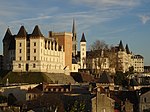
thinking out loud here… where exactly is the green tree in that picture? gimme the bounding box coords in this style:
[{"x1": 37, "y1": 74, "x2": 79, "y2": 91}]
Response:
[
  {"x1": 8, "y1": 93, "x2": 17, "y2": 106},
  {"x1": 114, "y1": 71, "x2": 129, "y2": 87},
  {"x1": 143, "y1": 108, "x2": 150, "y2": 112},
  {"x1": 129, "y1": 66, "x2": 134, "y2": 74},
  {"x1": 0, "y1": 95, "x2": 7, "y2": 103},
  {"x1": 68, "y1": 100, "x2": 86, "y2": 112}
]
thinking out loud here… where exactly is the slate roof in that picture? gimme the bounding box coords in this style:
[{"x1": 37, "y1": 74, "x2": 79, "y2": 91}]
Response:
[
  {"x1": 125, "y1": 44, "x2": 130, "y2": 54},
  {"x1": 118, "y1": 40, "x2": 124, "y2": 51},
  {"x1": 131, "y1": 55, "x2": 144, "y2": 59},
  {"x1": 27, "y1": 87, "x2": 43, "y2": 94},
  {"x1": 16, "y1": 26, "x2": 27, "y2": 37},
  {"x1": 71, "y1": 85, "x2": 90, "y2": 94},
  {"x1": 27, "y1": 83, "x2": 44, "y2": 93},
  {"x1": 3, "y1": 28, "x2": 12, "y2": 41},
  {"x1": 31, "y1": 25, "x2": 44, "y2": 37},
  {"x1": 97, "y1": 71, "x2": 113, "y2": 83},
  {"x1": 80, "y1": 33, "x2": 86, "y2": 42},
  {"x1": 8, "y1": 35, "x2": 16, "y2": 50},
  {"x1": 72, "y1": 57, "x2": 78, "y2": 64}
]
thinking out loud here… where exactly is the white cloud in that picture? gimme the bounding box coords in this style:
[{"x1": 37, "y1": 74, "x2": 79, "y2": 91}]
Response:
[
  {"x1": 139, "y1": 15, "x2": 150, "y2": 24},
  {"x1": 10, "y1": 16, "x2": 53, "y2": 24},
  {"x1": 0, "y1": 0, "x2": 144, "y2": 39},
  {"x1": 70, "y1": 0, "x2": 140, "y2": 8}
]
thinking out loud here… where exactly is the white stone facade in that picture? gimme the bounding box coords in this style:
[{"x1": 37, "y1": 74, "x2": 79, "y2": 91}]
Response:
[
  {"x1": 117, "y1": 50, "x2": 132, "y2": 73},
  {"x1": 86, "y1": 41, "x2": 144, "y2": 73},
  {"x1": 80, "y1": 33, "x2": 86, "y2": 69},
  {"x1": 80, "y1": 42, "x2": 86, "y2": 69},
  {"x1": 91, "y1": 57, "x2": 110, "y2": 71},
  {"x1": 13, "y1": 26, "x2": 65, "y2": 73},
  {"x1": 71, "y1": 63, "x2": 79, "y2": 72},
  {"x1": 131, "y1": 55, "x2": 144, "y2": 73}
]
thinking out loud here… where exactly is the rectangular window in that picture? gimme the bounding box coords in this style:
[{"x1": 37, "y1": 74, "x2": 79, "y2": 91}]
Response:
[
  {"x1": 19, "y1": 57, "x2": 22, "y2": 61},
  {"x1": 18, "y1": 64, "x2": 21, "y2": 68},
  {"x1": 27, "y1": 42, "x2": 30, "y2": 47},
  {"x1": 19, "y1": 43, "x2": 22, "y2": 47},
  {"x1": 34, "y1": 42, "x2": 36, "y2": 46},
  {"x1": 144, "y1": 98, "x2": 146, "y2": 103},
  {"x1": 19, "y1": 49, "x2": 22, "y2": 53},
  {"x1": 27, "y1": 49, "x2": 30, "y2": 53},
  {"x1": 27, "y1": 56, "x2": 30, "y2": 60},
  {"x1": 81, "y1": 44, "x2": 85, "y2": 46},
  {"x1": 33, "y1": 64, "x2": 36, "y2": 68},
  {"x1": 34, "y1": 56, "x2": 36, "y2": 60},
  {"x1": 34, "y1": 49, "x2": 36, "y2": 53}
]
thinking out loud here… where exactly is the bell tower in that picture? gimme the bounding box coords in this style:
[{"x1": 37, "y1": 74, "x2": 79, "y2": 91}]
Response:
[{"x1": 80, "y1": 33, "x2": 86, "y2": 69}]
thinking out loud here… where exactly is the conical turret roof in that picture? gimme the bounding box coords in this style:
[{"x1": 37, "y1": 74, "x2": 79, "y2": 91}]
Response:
[
  {"x1": 31, "y1": 25, "x2": 44, "y2": 37},
  {"x1": 16, "y1": 26, "x2": 27, "y2": 38},
  {"x1": 118, "y1": 40, "x2": 124, "y2": 51},
  {"x1": 80, "y1": 33, "x2": 86, "y2": 42},
  {"x1": 3, "y1": 28, "x2": 12, "y2": 41},
  {"x1": 125, "y1": 44, "x2": 130, "y2": 54}
]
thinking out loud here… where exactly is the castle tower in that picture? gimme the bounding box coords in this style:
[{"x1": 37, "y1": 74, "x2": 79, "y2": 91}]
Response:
[
  {"x1": 72, "y1": 19, "x2": 77, "y2": 56},
  {"x1": 15, "y1": 26, "x2": 27, "y2": 71},
  {"x1": 3, "y1": 28, "x2": 13, "y2": 70},
  {"x1": 50, "y1": 32, "x2": 72, "y2": 71},
  {"x1": 13, "y1": 25, "x2": 65, "y2": 73},
  {"x1": 80, "y1": 33, "x2": 86, "y2": 69}
]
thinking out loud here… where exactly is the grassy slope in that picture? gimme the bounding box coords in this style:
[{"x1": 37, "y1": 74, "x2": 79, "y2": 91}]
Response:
[{"x1": 1, "y1": 72, "x2": 53, "y2": 84}]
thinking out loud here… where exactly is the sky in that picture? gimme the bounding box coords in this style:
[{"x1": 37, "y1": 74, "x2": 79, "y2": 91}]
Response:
[{"x1": 0, "y1": 0, "x2": 150, "y2": 65}]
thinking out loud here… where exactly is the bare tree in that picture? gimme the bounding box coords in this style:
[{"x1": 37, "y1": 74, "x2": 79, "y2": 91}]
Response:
[
  {"x1": 89, "y1": 40, "x2": 108, "y2": 51},
  {"x1": 87, "y1": 40, "x2": 109, "y2": 77},
  {"x1": 87, "y1": 40, "x2": 120, "y2": 76},
  {"x1": 106, "y1": 46, "x2": 117, "y2": 74},
  {"x1": 105, "y1": 45, "x2": 125, "y2": 74}
]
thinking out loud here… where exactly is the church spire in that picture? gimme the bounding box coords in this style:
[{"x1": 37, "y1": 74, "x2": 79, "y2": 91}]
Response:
[
  {"x1": 72, "y1": 19, "x2": 77, "y2": 56},
  {"x1": 72, "y1": 18, "x2": 76, "y2": 34},
  {"x1": 80, "y1": 33, "x2": 86, "y2": 42}
]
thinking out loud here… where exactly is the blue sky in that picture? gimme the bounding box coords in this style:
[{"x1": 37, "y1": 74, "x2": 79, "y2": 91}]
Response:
[{"x1": 0, "y1": 0, "x2": 150, "y2": 65}]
